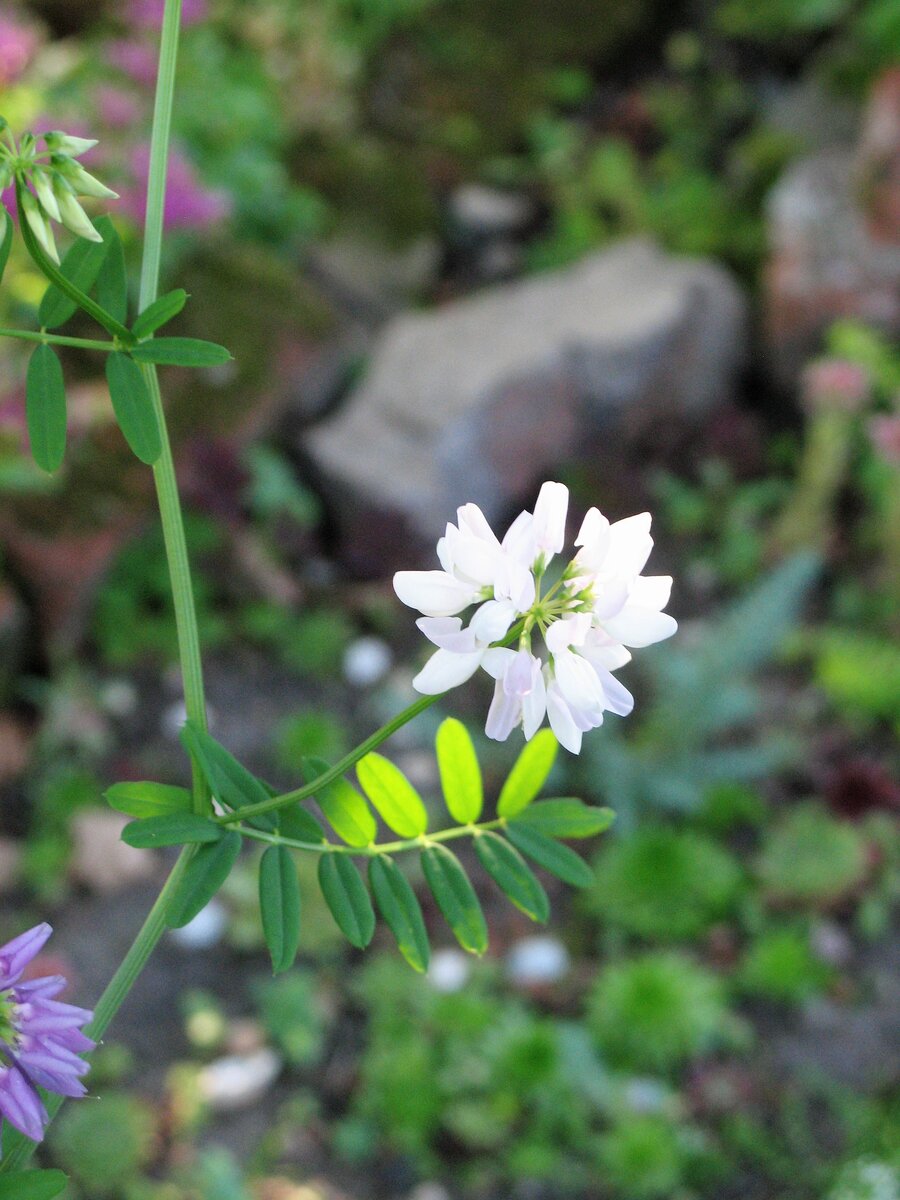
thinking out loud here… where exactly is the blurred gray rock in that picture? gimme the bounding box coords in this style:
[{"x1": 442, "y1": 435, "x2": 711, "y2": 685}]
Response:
[{"x1": 306, "y1": 238, "x2": 746, "y2": 573}]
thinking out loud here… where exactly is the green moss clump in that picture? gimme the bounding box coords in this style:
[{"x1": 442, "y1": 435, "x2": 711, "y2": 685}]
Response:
[
  {"x1": 587, "y1": 951, "x2": 733, "y2": 1073},
  {"x1": 757, "y1": 803, "x2": 869, "y2": 908},
  {"x1": 738, "y1": 925, "x2": 834, "y2": 1003},
  {"x1": 585, "y1": 827, "x2": 744, "y2": 942},
  {"x1": 50, "y1": 1092, "x2": 156, "y2": 1195}
]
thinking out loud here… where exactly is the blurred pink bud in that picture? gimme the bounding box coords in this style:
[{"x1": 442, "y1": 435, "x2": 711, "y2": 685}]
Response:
[
  {"x1": 119, "y1": 144, "x2": 230, "y2": 231},
  {"x1": 93, "y1": 86, "x2": 142, "y2": 130},
  {"x1": 107, "y1": 39, "x2": 159, "y2": 88},
  {"x1": 869, "y1": 414, "x2": 900, "y2": 466},
  {"x1": 126, "y1": 0, "x2": 207, "y2": 27},
  {"x1": 801, "y1": 359, "x2": 871, "y2": 414},
  {"x1": 0, "y1": 14, "x2": 40, "y2": 87}
]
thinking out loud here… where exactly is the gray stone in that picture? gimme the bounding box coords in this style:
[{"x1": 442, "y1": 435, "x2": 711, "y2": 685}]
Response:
[
  {"x1": 448, "y1": 183, "x2": 535, "y2": 238},
  {"x1": 306, "y1": 239, "x2": 746, "y2": 572}
]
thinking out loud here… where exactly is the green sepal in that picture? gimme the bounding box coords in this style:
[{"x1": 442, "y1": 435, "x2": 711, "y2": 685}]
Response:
[
  {"x1": 129, "y1": 337, "x2": 232, "y2": 367},
  {"x1": 356, "y1": 752, "x2": 428, "y2": 838},
  {"x1": 497, "y1": 728, "x2": 558, "y2": 818},
  {"x1": 180, "y1": 722, "x2": 277, "y2": 831},
  {"x1": 95, "y1": 219, "x2": 127, "y2": 324},
  {"x1": 165, "y1": 830, "x2": 242, "y2": 928},
  {"x1": 421, "y1": 844, "x2": 488, "y2": 956},
  {"x1": 505, "y1": 823, "x2": 595, "y2": 888},
  {"x1": 514, "y1": 798, "x2": 615, "y2": 839},
  {"x1": 369, "y1": 856, "x2": 430, "y2": 972},
  {"x1": 132, "y1": 288, "x2": 188, "y2": 339},
  {"x1": 38, "y1": 214, "x2": 115, "y2": 328},
  {"x1": 474, "y1": 831, "x2": 549, "y2": 923},
  {"x1": 105, "y1": 781, "x2": 192, "y2": 819},
  {"x1": 121, "y1": 812, "x2": 224, "y2": 849},
  {"x1": 435, "y1": 717, "x2": 483, "y2": 824},
  {"x1": 25, "y1": 343, "x2": 66, "y2": 473},
  {"x1": 318, "y1": 853, "x2": 375, "y2": 949},
  {"x1": 303, "y1": 756, "x2": 376, "y2": 847},
  {"x1": 0, "y1": 1169, "x2": 69, "y2": 1199},
  {"x1": 106, "y1": 351, "x2": 162, "y2": 464},
  {"x1": 0, "y1": 206, "x2": 13, "y2": 287},
  {"x1": 259, "y1": 844, "x2": 302, "y2": 973}
]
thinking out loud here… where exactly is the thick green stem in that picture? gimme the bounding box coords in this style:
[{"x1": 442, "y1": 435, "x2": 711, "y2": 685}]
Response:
[
  {"x1": 0, "y1": 327, "x2": 118, "y2": 351},
  {"x1": 216, "y1": 693, "x2": 441, "y2": 825}
]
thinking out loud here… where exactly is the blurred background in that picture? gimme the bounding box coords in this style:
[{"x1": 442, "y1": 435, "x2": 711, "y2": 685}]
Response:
[{"x1": 0, "y1": 0, "x2": 898, "y2": 1197}]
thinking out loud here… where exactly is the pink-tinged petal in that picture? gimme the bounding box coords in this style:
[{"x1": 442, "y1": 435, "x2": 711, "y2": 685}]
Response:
[
  {"x1": 545, "y1": 682, "x2": 585, "y2": 754},
  {"x1": 485, "y1": 680, "x2": 521, "y2": 742},
  {"x1": 628, "y1": 574, "x2": 673, "y2": 611},
  {"x1": 602, "y1": 607, "x2": 678, "y2": 648},
  {"x1": 598, "y1": 670, "x2": 634, "y2": 717},
  {"x1": 412, "y1": 648, "x2": 483, "y2": 694},
  {"x1": 580, "y1": 631, "x2": 632, "y2": 672},
  {"x1": 456, "y1": 503, "x2": 500, "y2": 548},
  {"x1": 545, "y1": 613, "x2": 591, "y2": 655},
  {"x1": 393, "y1": 570, "x2": 477, "y2": 616},
  {"x1": 13, "y1": 976, "x2": 67, "y2": 1000},
  {"x1": 504, "y1": 649, "x2": 538, "y2": 697},
  {"x1": 0, "y1": 924, "x2": 52, "y2": 988},
  {"x1": 592, "y1": 578, "x2": 629, "y2": 620},
  {"x1": 416, "y1": 616, "x2": 477, "y2": 653},
  {"x1": 470, "y1": 599, "x2": 516, "y2": 644},
  {"x1": 532, "y1": 482, "x2": 568, "y2": 556},
  {"x1": 554, "y1": 651, "x2": 606, "y2": 715},
  {"x1": 605, "y1": 512, "x2": 653, "y2": 576},
  {"x1": 445, "y1": 524, "x2": 500, "y2": 587},
  {"x1": 481, "y1": 647, "x2": 515, "y2": 680},
  {"x1": 501, "y1": 510, "x2": 536, "y2": 564},
  {"x1": 522, "y1": 670, "x2": 547, "y2": 739},
  {"x1": 494, "y1": 554, "x2": 535, "y2": 611}
]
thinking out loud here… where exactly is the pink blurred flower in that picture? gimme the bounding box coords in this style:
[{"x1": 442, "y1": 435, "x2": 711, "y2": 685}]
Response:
[
  {"x1": 126, "y1": 0, "x2": 207, "y2": 27},
  {"x1": 119, "y1": 144, "x2": 230, "y2": 231},
  {"x1": 869, "y1": 413, "x2": 900, "y2": 466},
  {"x1": 93, "y1": 86, "x2": 142, "y2": 130},
  {"x1": 0, "y1": 14, "x2": 40, "y2": 87},
  {"x1": 801, "y1": 359, "x2": 871, "y2": 414},
  {"x1": 107, "y1": 39, "x2": 158, "y2": 88}
]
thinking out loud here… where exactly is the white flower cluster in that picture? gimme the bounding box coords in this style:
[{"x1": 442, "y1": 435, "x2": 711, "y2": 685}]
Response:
[
  {"x1": 0, "y1": 126, "x2": 118, "y2": 263},
  {"x1": 393, "y1": 482, "x2": 677, "y2": 753}
]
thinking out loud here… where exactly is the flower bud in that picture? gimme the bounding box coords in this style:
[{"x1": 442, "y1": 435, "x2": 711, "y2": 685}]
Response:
[
  {"x1": 65, "y1": 161, "x2": 119, "y2": 200},
  {"x1": 32, "y1": 166, "x2": 61, "y2": 221},
  {"x1": 20, "y1": 187, "x2": 59, "y2": 262},
  {"x1": 53, "y1": 177, "x2": 103, "y2": 242},
  {"x1": 42, "y1": 131, "x2": 98, "y2": 157}
]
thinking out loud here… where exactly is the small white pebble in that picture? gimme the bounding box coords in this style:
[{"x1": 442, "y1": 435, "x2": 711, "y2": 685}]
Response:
[
  {"x1": 169, "y1": 900, "x2": 228, "y2": 950},
  {"x1": 198, "y1": 1047, "x2": 281, "y2": 1110},
  {"x1": 427, "y1": 948, "x2": 471, "y2": 993},
  {"x1": 505, "y1": 935, "x2": 570, "y2": 987},
  {"x1": 343, "y1": 636, "x2": 393, "y2": 687},
  {"x1": 99, "y1": 679, "x2": 139, "y2": 718}
]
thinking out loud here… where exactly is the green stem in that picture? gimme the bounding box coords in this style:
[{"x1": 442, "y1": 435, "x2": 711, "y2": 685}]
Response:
[
  {"x1": 216, "y1": 693, "x2": 441, "y2": 825},
  {"x1": 15, "y1": 182, "x2": 134, "y2": 343},
  {"x1": 238, "y1": 818, "x2": 505, "y2": 857},
  {"x1": 0, "y1": 327, "x2": 118, "y2": 352}
]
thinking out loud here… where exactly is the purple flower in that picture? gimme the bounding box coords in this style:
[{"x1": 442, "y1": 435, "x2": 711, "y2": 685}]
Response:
[
  {"x1": 119, "y1": 144, "x2": 231, "y2": 231},
  {"x1": 0, "y1": 924, "x2": 93, "y2": 1146},
  {"x1": 0, "y1": 15, "x2": 40, "y2": 87},
  {"x1": 127, "y1": 0, "x2": 207, "y2": 27}
]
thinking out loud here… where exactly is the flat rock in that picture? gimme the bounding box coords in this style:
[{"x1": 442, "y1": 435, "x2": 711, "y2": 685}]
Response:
[{"x1": 305, "y1": 238, "x2": 745, "y2": 573}]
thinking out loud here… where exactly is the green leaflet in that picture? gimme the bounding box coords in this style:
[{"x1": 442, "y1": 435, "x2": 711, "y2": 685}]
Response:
[
  {"x1": 104, "y1": 781, "x2": 192, "y2": 819},
  {"x1": 369, "y1": 856, "x2": 430, "y2": 972},
  {"x1": 318, "y1": 854, "x2": 375, "y2": 949},
  {"x1": 514, "y1": 798, "x2": 616, "y2": 839},
  {"x1": 25, "y1": 344, "x2": 66, "y2": 473},
  {"x1": 180, "y1": 723, "x2": 277, "y2": 831},
  {"x1": 421, "y1": 844, "x2": 488, "y2": 956},
  {"x1": 474, "y1": 831, "x2": 549, "y2": 923},
  {"x1": 356, "y1": 752, "x2": 428, "y2": 838},
  {"x1": 435, "y1": 717, "x2": 483, "y2": 824},
  {"x1": 505, "y1": 823, "x2": 595, "y2": 888},
  {"x1": 497, "y1": 728, "x2": 558, "y2": 818},
  {"x1": 0, "y1": 1169, "x2": 69, "y2": 1199},
  {"x1": 278, "y1": 801, "x2": 328, "y2": 844},
  {"x1": 0, "y1": 206, "x2": 13, "y2": 287},
  {"x1": 38, "y1": 214, "x2": 115, "y2": 328},
  {"x1": 106, "y1": 352, "x2": 162, "y2": 464},
  {"x1": 95, "y1": 219, "x2": 127, "y2": 324},
  {"x1": 130, "y1": 337, "x2": 232, "y2": 367},
  {"x1": 165, "y1": 831, "x2": 242, "y2": 928},
  {"x1": 121, "y1": 813, "x2": 223, "y2": 849},
  {"x1": 132, "y1": 288, "x2": 187, "y2": 339},
  {"x1": 259, "y1": 844, "x2": 301, "y2": 973},
  {"x1": 304, "y1": 756, "x2": 376, "y2": 847}
]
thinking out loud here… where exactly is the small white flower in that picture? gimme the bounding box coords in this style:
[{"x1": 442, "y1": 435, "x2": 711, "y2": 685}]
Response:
[{"x1": 394, "y1": 484, "x2": 677, "y2": 753}]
